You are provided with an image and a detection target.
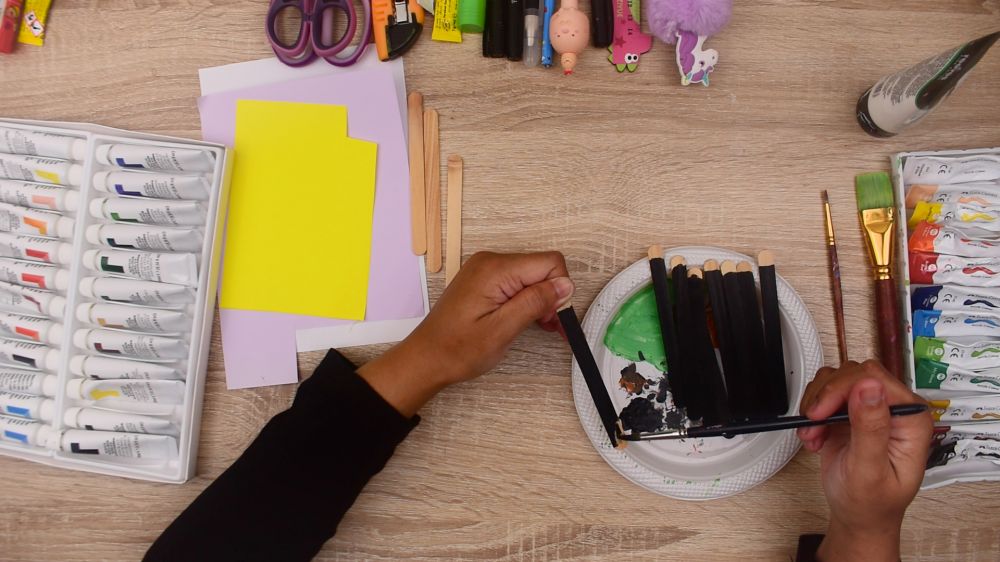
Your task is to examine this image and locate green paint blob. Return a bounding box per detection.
[603,284,668,371]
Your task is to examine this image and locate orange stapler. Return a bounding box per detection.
[372,0,424,61]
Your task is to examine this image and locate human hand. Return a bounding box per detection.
[359,251,573,416]
[796,360,932,562]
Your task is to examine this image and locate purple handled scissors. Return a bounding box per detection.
[266,0,372,67]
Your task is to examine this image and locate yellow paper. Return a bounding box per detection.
[221,100,376,321]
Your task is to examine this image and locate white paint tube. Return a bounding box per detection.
[85,223,203,252]
[62,407,178,436]
[0,369,58,395]
[70,355,182,381]
[928,438,1000,470]
[0,391,54,421]
[0,153,83,186]
[0,258,70,291]
[0,179,81,212]
[916,359,1000,393]
[930,395,1000,422]
[79,277,195,307]
[89,198,205,227]
[905,182,1000,208]
[908,221,1000,259]
[914,337,1000,371]
[0,414,52,446]
[938,422,1000,445]
[81,249,198,286]
[0,202,76,238]
[96,144,215,174]
[92,170,210,201]
[0,312,63,344]
[73,328,187,361]
[65,378,185,405]
[41,428,177,461]
[903,155,1000,185]
[0,338,60,370]
[0,127,87,160]
[909,202,1000,233]
[913,309,1000,339]
[77,302,187,334]
[0,233,73,264]
[0,280,67,317]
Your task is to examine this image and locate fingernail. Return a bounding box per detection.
[552,277,574,303]
[860,382,884,406]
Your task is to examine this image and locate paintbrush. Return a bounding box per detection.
[556,303,622,447]
[647,246,682,405]
[822,191,849,365]
[757,251,788,415]
[620,403,928,441]
[855,172,903,380]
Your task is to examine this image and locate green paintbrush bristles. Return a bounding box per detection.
[855,172,895,210]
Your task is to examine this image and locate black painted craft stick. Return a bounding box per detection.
[669,256,692,412]
[620,403,929,441]
[758,251,789,415]
[686,268,729,426]
[736,261,772,418]
[704,260,738,422]
[557,303,620,447]
[647,246,682,404]
[720,260,752,420]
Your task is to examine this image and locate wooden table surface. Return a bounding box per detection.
[2,1,1000,560]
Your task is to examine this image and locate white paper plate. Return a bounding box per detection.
[571,246,824,500]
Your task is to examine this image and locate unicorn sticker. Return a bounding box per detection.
[675,30,717,86]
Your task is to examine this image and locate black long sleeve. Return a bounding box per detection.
[145,349,419,561]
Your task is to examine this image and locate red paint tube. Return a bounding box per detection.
[0,0,25,54]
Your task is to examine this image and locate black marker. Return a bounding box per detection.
[506,0,524,60]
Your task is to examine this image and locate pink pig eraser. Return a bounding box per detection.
[549,0,590,74]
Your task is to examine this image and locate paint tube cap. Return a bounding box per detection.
[81,250,99,273]
[42,375,59,397]
[70,139,88,161]
[66,165,84,187]
[44,349,61,372]
[79,276,97,299]
[63,407,84,428]
[65,377,85,400]
[76,303,95,325]
[56,217,75,239]
[56,243,74,265]
[36,425,61,451]
[69,355,88,377]
[54,269,70,292]
[88,198,107,220]
[46,323,64,346]
[72,329,91,352]
[46,295,66,318]
[63,190,80,212]
[84,225,102,246]
[38,399,55,423]
[95,145,113,167]
[92,171,110,192]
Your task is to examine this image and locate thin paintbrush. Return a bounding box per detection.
[855,172,903,380]
[557,303,621,447]
[757,251,788,415]
[647,246,682,403]
[620,403,928,441]
[822,191,849,364]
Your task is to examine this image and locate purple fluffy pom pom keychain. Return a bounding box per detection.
[647,0,732,86]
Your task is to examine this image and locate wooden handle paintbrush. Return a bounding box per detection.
[822,191,849,365]
[855,172,903,380]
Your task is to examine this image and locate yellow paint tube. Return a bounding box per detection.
[432,0,462,42]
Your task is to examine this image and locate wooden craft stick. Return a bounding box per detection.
[423,108,442,273]
[445,155,464,285]
[408,92,427,255]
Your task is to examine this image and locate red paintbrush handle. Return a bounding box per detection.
[875,278,903,381]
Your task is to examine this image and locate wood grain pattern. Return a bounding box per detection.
[424,108,443,272]
[446,155,464,285]
[409,92,427,255]
[2,1,1000,559]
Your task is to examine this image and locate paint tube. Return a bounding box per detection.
[927,439,1000,469]
[73,328,187,361]
[909,222,1000,258]
[81,249,198,286]
[0,369,58,395]
[0,258,69,291]
[70,355,182,381]
[909,202,1000,233]
[909,252,1000,287]
[0,280,66,317]
[0,127,88,160]
[65,378,185,405]
[0,233,73,264]
[96,144,215,174]
[936,422,1000,445]
[0,179,81,211]
[930,395,1000,422]
[0,414,53,446]
[62,407,178,436]
[916,359,1000,392]
[0,337,60,371]
[0,312,63,344]
[912,285,1000,313]
[913,310,1000,339]
[41,428,177,461]
[903,154,1000,185]
[0,153,84,186]
[0,202,75,238]
[85,223,203,253]
[92,170,210,201]
[914,337,1000,371]
[79,277,195,307]
[77,302,187,334]
[905,182,1000,208]
[0,391,54,421]
[89,198,205,227]
[857,32,1000,137]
